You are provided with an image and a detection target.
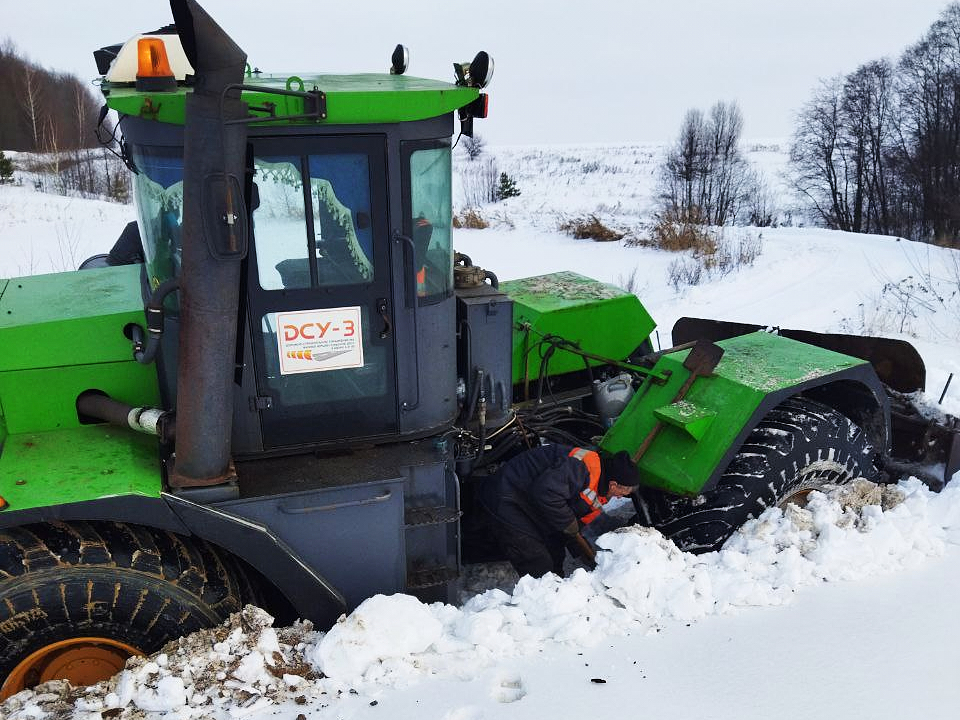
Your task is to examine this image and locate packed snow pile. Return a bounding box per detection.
[4,479,957,720]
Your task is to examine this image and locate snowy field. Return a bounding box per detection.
[1,142,960,719]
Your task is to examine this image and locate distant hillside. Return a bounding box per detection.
[452,141,796,233]
[0,40,101,152]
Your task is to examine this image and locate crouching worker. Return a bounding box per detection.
[469,445,641,578]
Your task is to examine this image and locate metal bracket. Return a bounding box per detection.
[250,395,273,411]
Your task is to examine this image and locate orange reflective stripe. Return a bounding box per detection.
[568,447,606,524]
[581,508,602,524]
[416,266,426,284]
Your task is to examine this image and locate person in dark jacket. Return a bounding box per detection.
[472,444,641,578]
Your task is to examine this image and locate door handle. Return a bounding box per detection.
[394,231,417,309]
[377,298,391,339]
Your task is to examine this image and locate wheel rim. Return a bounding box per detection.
[777,460,851,510]
[1,637,142,700]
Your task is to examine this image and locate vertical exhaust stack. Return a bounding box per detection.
[168,0,249,487]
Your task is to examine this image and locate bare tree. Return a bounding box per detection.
[894,5,960,245]
[658,101,752,226]
[703,101,749,225]
[21,62,43,150]
[462,134,485,161]
[788,2,960,246]
[460,157,499,206]
[790,77,858,231]
[662,108,706,220]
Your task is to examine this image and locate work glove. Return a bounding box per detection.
[569,533,597,569]
[562,519,580,538]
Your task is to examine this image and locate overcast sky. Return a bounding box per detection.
[1,0,953,145]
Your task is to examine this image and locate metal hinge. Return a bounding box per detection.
[250,395,273,411]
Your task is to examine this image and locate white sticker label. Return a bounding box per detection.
[276,306,364,375]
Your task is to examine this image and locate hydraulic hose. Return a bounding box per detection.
[132,278,180,364]
[77,392,175,443]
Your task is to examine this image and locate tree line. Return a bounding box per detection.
[0,40,101,152]
[790,3,960,248]
[0,40,128,200]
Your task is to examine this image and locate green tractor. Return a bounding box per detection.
[0,0,957,698]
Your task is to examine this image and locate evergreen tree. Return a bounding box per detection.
[495,172,520,200]
[0,150,14,184]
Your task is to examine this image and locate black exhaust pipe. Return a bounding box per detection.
[168,0,249,487]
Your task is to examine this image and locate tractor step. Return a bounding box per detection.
[405,506,460,527]
[407,565,459,590]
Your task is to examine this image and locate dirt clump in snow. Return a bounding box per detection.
[834,479,906,513]
[0,606,339,720]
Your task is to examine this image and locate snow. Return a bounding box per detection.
[0,185,132,278]
[2,142,960,719]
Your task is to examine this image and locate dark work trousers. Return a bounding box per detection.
[462,501,567,578]
[493,518,567,578]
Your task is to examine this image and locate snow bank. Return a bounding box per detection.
[0,185,132,278]
[5,479,956,720]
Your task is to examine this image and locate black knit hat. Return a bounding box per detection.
[601,450,640,489]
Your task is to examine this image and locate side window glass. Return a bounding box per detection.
[130,146,184,297]
[252,153,374,291]
[307,154,374,286]
[409,147,453,300]
[253,157,309,290]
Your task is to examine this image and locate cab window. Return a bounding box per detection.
[405,143,453,302]
[253,153,375,291]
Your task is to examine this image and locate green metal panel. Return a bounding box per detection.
[0,279,6,456]
[0,265,147,371]
[600,332,868,496]
[500,272,656,385]
[0,264,160,435]
[0,426,161,513]
[0,362,161,434]
[104,74,479,126]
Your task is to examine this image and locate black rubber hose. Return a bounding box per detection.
[134,279,180,365]
[76,392,175,443]
[465,368,484,423]
[77,392,134,427]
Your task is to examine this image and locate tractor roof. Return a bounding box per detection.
[102,72,479,126]
[98,32,482,127]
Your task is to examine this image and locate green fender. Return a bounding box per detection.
[600,332,890,497]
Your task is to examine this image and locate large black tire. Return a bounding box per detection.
[658,397,879,553]
[0,521,254,694]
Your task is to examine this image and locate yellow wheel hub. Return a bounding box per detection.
[1,637,142,700]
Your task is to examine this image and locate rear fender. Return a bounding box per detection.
[0,493,346,628]
[673,317,959,487]
[601,332,890,497]
[672,317,926,393]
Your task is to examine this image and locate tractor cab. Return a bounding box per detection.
[99,29,492,458]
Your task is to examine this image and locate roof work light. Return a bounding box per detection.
[136,38,177,91]
[99,30,194,87]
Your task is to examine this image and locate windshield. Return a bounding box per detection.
[130,145,184,294]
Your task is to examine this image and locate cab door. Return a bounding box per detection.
[246,136,397,448]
